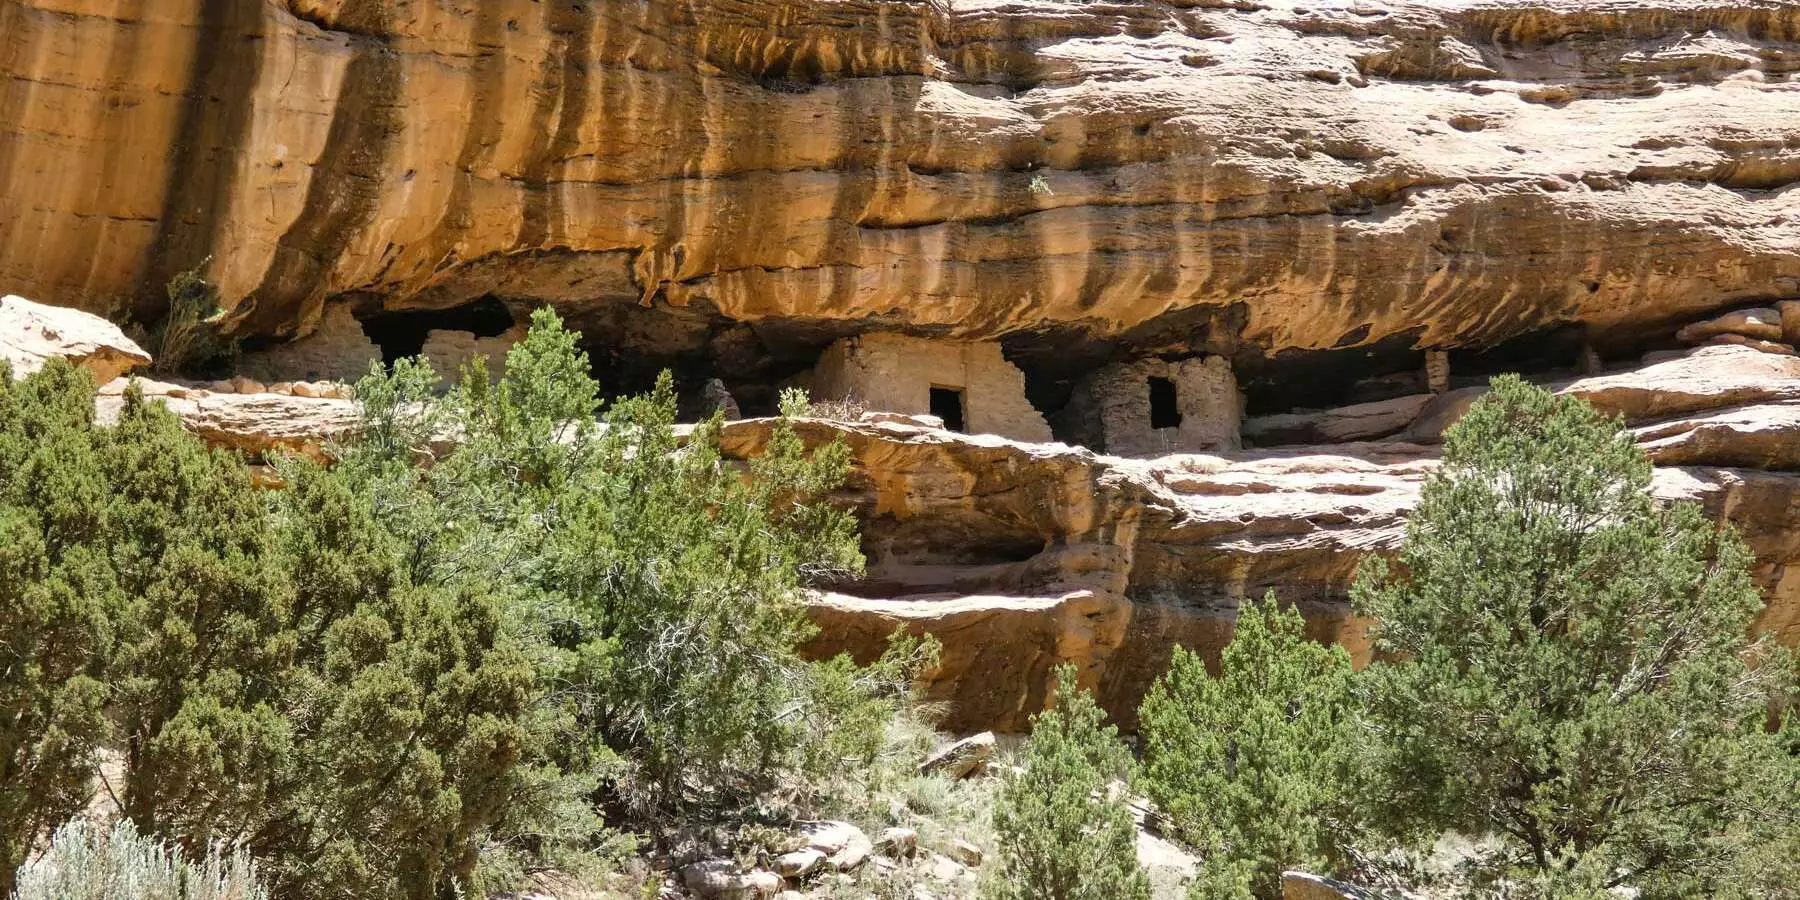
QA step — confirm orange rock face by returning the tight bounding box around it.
[2,0,1798,362]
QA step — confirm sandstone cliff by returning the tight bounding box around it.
[9,0,1800,731]
[5,0,1799,376]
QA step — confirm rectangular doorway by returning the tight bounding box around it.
[1148,375,1182,429]
[930,385,967,432]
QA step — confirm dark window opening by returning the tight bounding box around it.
[1148,376,1182,429]
[930,386,966,432]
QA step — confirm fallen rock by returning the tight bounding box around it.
[772,848,825,879]
[799,821,871,872]
[876,827,918,860]
[1280,871,1379,899]
[1703,333,1797,356]
[679,860,781,900]
[923,852,964,882]
[1406,345,1800,442]
[947,839,982,868]
[1244,394,1435,446]
[96,379,358,462]
[861,411,945,430]
[1636,403,1800,469]
[230,376,267,394]
[1677,307,1784,344]
[1780,300,1800,343]
[1562,345,1800,422]
[918,732,996,779]
[0,295,149,384]
[1399,386,1486,443]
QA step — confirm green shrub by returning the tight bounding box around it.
[1352,375,1793,897]
[137,269,232,376]
[1137,593,1356,900]
[1,307,927,898]
[339,306,920,821]
[983,665,1149,900]
[13,818,268,900]
[0,355,583,900]
[0,360,122,897]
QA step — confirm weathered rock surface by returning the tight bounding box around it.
[1281,871,1379,900]
[798,822,873,873]
[4,0,1798,373]
[93,378,358,463]
[680,861,781,900]
[918,732,996,780]
[721,340,1800,730]
[0,295,148,384]
[14,304,1797,734]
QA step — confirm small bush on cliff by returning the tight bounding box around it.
[1137,593,1357,900]
[14,818,269,900]
[983,665,1150,900]
[1352,375,1793,897]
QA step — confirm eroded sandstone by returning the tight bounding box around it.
[4,0,1798,384]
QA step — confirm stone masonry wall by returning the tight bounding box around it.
[812,333,1053,443]
[238,303,381,384]
[1072,357,1240,456]
[421,326,525,382]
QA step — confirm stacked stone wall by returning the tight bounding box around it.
[812,333,1053,443]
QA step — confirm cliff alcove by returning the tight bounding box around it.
[6,0,1800,771]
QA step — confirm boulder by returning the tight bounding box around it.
[1280,871,1379,899]
[1244,394,1434,446]
[947,839,982,868]
[876,827,918,860]
[1780,300,1800,343]
[95,379,358,463]
[918,732,996,779]
[1702,333,1796,356]
[0,295,148,384]
[1676,307,1784,344]
[772,848,825,879]
[1635,403,1800,469]
[860,411,946,430]
[679,860,781,900]
[1399,386,1485,443]
[1561,345,1800,422]
[799,821,872,872]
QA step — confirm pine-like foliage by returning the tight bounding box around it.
[0,356,572,900]
[0,361,288,897]
[339,307,912,821]
[1352,375,1790,897]
[1137,593,1356,900]
[14,818,268,900]
[0,360,122,898]
[983,665,1150,900]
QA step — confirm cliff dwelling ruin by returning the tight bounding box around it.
[7,0,1800,762]
[808,333,1053,443]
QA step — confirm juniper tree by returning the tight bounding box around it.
[1353,375,1791,897]
[1138,593,1357,900]
[341,307,902,819]
[0,360,123,898]
[984,665,1150,900]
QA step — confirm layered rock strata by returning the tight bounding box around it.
[3,0,1798,373]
